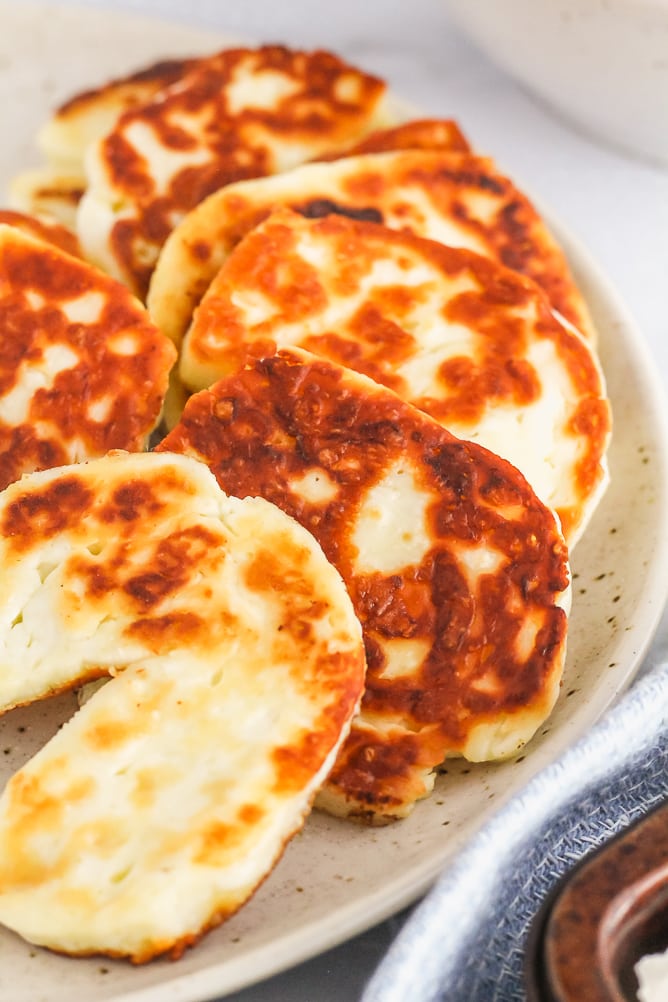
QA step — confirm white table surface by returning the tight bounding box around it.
[12,1,668,998]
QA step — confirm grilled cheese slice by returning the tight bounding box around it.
[0,224,176,490]
[0,451,365,959]
[180,208,610,544]
[159,348,571,823]
[147,148,596,350]
[76,46,389,297]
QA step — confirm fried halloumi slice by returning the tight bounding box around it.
[148,149,595,350]
[180,209,610,544]
[159,349,570,823]
[0,451,365,960]
[0,208,81,258]
[77,46,389,298]
[0,224,176,490]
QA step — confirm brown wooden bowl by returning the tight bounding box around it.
[525,800,668,1001]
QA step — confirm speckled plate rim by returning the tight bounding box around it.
[1,4,668,1002]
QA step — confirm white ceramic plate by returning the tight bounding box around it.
[1,4,667,1002]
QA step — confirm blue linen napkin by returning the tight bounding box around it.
[361,661,668,1002]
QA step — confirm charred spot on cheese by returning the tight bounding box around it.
[294,198,384,223]
[124,527,224,608]
[124,611,208,654]
[99,480,166,524]
[179,208,610,543]
[2,476,93,547]
[77,45,389,297]
[0,451,365,959]
[148,148,596,352]
[0,224,175,490]
[159,348,570,822]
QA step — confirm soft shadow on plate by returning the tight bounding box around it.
[1,4,668,1001]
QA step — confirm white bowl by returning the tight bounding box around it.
[443,0,668,167]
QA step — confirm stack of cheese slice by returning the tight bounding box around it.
[0,42,613,961]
